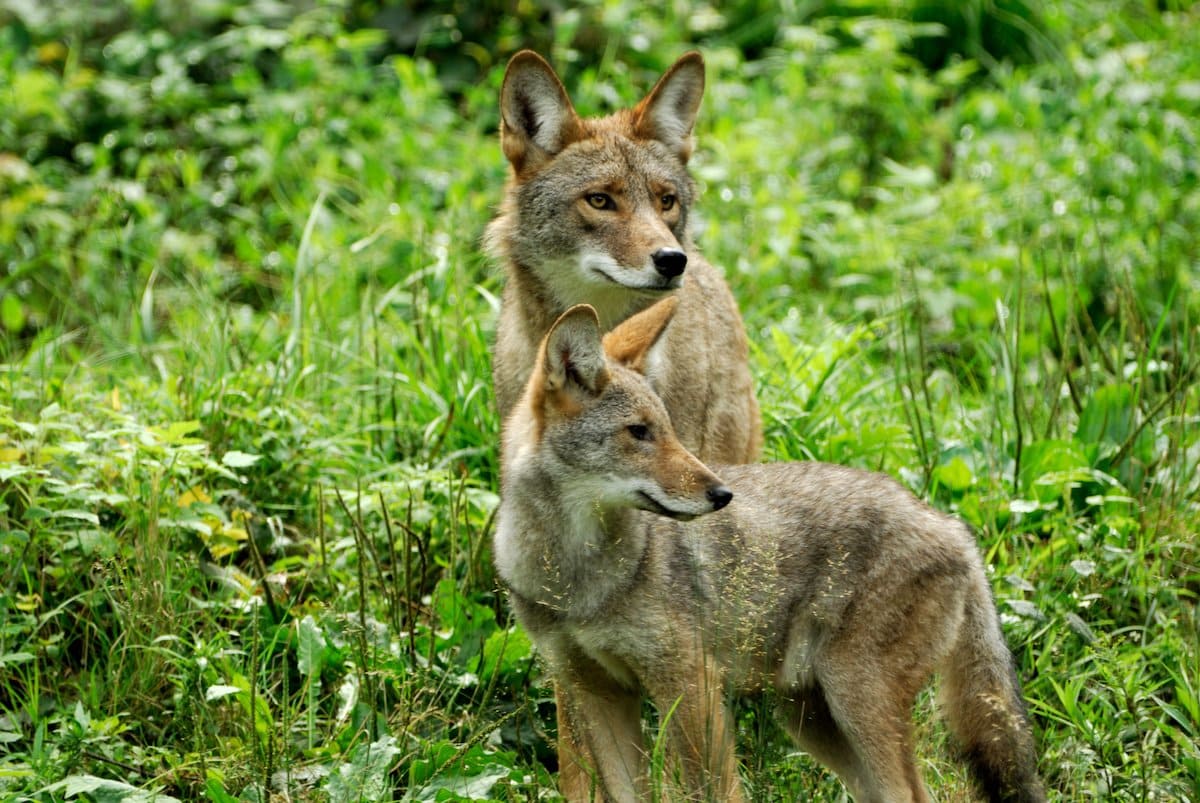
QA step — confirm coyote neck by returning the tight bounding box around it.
[507,257,652,331]
[496,464,648,621]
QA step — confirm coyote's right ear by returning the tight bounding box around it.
[499,51,584,175]
[603,296,679,373]
[542,304,609,397]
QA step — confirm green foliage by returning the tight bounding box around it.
[347,0,1062,94]
[2,0,1199,800]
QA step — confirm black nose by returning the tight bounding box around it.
[707,485,733,511]
[652,248,687,279]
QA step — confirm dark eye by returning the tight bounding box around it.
[661,193,676,211]
[586,193,615,210]
[627,423,651,441]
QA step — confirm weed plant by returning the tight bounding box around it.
[1,1,1197,800]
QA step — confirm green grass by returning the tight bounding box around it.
[1,1,1198,800]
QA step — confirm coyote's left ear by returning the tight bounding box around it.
[603,296,679,373]
[542,304,610,397]
[499,51,584,176]
[633,52,705,162]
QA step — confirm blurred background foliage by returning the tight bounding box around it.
[2,0,1197,351]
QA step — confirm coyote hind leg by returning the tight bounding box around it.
[778,685,874,795]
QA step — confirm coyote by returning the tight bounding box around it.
[485,50,760,465]
[494,299,1045,803]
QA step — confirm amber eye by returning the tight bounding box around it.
[661,193,676,211]
[586,193,615,210]
[627,423,651,442]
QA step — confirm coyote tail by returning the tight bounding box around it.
[940,575,1046,803]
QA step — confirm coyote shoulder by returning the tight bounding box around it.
[485,50,760,464]
[495,299,1046,803]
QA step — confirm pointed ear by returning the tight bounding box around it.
[632,52,705,162]
[542,304,609,397]
[603,296,679,373]
[499,50,585,175]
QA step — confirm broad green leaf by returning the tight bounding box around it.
[0,652,35,667]
[73,701,90,730]
[1018,439,1089,503]
[205,684,243,702]
[203,777,240,803]
[932,456,973,492]
[480,626,532,683]
[222,450,261,468]
[1076,383,1135,448]
[1065,613,1096,643]
[324,734,401,803]
[1,293,23,332]
[1008,499,1043,514]
[297,615,325,677]
[0,465,29,481]
[46,774,182,802]
[1005,599,1044,621]
[156,420,203,444]
[50,509,100,525]
[414,767,512,801]
[1070,559,1097,577]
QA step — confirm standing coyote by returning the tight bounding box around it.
[485,49,760,464]
[495,299,1046,803]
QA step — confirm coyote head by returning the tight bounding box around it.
[486,51,707,321]
[508,296,732,521]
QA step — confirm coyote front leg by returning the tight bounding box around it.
[555,664,648,802]
[649,654,745,803]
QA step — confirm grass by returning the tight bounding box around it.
[1,1,1198,800]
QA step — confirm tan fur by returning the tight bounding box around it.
[495,302,1045,803]
[486,50,761,466]
[602,295,679,372]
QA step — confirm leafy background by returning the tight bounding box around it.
[1,0,1198,800]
